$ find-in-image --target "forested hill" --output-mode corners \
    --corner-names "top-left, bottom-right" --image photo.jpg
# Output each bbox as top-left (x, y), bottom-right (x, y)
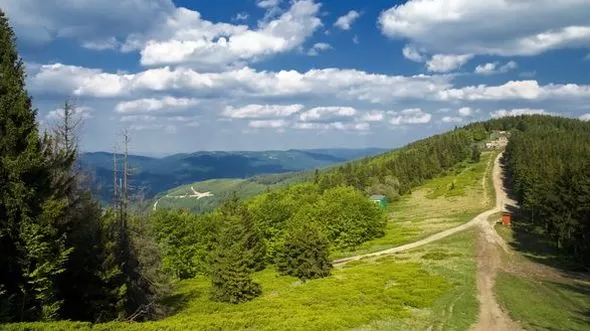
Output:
top-left (80, 147), bottom-right (386, 202)
top-left (483, 115), bottom-right (590, 265)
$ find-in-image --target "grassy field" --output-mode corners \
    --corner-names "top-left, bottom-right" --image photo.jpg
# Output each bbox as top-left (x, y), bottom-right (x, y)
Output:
top-left (333, 151), bottom-right (496, 259)
top-left (494, 220), bottom-right (590, 330)
top-left (3, 229), bottom-right (479, 331)
top-left (3, 152), bottom-right (492, 331)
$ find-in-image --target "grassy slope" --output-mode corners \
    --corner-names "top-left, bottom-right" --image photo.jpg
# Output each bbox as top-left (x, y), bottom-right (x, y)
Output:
top-left (3, 152), bottom-right (495, 331)
top-left (334, 151), bottom-right (496, 259)
top-left (494, 223), bottom-right (590, 331)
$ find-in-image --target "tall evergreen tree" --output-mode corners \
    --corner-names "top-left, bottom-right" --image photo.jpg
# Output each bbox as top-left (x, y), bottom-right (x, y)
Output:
top-left (0, 10), bottom-right (69, 321)
top-left (209, 197), bottom-right (264, 304)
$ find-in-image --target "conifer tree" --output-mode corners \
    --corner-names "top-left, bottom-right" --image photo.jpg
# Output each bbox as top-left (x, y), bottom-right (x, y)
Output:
top-left (277, 213), bottom-right (332, 281)
top-left (210, 197), bottom-right (263, 303)
top-left (0, 10), bottom-right (71, 321)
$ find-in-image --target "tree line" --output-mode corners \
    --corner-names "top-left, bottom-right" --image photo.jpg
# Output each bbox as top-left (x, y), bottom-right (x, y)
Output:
top-left (493, 115), bottom-right (590, 265)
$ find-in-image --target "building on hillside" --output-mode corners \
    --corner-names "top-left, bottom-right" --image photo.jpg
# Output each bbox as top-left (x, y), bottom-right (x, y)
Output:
top-left (502, 211), bottom-right (512, 226)
top-left (369, 195), bottom-right (388, 209)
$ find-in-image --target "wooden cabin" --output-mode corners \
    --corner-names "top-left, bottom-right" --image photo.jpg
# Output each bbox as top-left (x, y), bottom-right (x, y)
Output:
top-left (502, 211), bottom-right (511, 226)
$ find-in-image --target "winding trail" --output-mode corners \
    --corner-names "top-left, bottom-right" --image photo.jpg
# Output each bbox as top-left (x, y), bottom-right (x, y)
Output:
top-left (333, 153), bottom-right (506, 266)
top-left (333, 152), bottom-right (520, 330)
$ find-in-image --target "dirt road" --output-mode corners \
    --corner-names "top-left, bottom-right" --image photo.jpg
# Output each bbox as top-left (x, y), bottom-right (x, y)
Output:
top-left (333, 152), bottom-right (520, 330)
top-left (333, 153), bottom-right (506, 265)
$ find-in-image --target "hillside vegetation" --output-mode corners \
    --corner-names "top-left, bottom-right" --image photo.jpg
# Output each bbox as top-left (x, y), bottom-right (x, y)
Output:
top-left (81, 148), bottom-right (386, 203)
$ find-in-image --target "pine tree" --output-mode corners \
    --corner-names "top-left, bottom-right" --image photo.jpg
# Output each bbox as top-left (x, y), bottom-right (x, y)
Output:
top-left (0, 10), bottom-right (71, 321)
top-left (277, 216), bottom-right (332, 281)
top-left (210, 197), bottom-right (264, 303)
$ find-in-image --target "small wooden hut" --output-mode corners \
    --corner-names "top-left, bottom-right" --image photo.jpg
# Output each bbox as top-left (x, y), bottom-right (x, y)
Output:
top-left (501, 211), bottom-right (511, 226)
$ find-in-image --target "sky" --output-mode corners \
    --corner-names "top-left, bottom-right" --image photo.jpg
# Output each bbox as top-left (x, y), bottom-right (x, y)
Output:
top-left (2, 0), bottom-right (590, 156)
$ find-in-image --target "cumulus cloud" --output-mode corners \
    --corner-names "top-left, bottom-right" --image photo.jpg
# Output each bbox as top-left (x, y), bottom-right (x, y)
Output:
top-left (120, 115), bottom-right (157, 122)
top-left (458, 107), bottom-right (472, 116)
top-left (307, 42), bottom-right (332, 56)
top-left (474, 61), bottom-right (518, 75)
top-left (293, 121), bottom-right (369, 131)
top-left (359, 111), bottom-right (385, 122)
top-left (249, 119), bottom-right (289, 129)
top-left (441, 116), bottom-right (463, 123)
top-left (122, 0), bottom-right (322, 69)
top-left (115, 96), bottom-right (200, 113)
top-left (437, 80), bottom-right (590, 101)
top-left (222, 104), bottom-right (304, 119)
top-left (0, 0), bottom-right (174, 45)
top-left (378, 0), bottom-right (590, 57)
top-left (299, 106), bottom-right (356, 122)
top-left (579, 113), bottom-right (590, 121)
top-left (129, 123), bottom-right (177, 133)
top-left (81, 37), bottom-right (120, 51)
top-left (28, 63), bottom-right (453, 103)
top-left (334, 10), bottom-right (360, 30)
top-left (390, 108), bottom-right (432, 125)
top-left (46, 106), bottom-right (94, 120)
top-left (402, 45), bottom-right (426, 62)
top-left (426, 54), bottom-right (474, 73)
top-left (490, 108), bottom-right (548, 118)
top-left (257, 0), bottom-right (281, 9)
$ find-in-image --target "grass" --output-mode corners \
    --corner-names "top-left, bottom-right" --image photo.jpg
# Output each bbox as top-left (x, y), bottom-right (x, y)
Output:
top-left (4, 230), bottom-right (479, 331)
top-left (3, 154), bottom-right (494, 330)
top-left (493, 216), bottom-right (590, 331)
top-left (495, 272), bottom-right (590, 331)
top-left (333, 151), bottom-right (497, 260)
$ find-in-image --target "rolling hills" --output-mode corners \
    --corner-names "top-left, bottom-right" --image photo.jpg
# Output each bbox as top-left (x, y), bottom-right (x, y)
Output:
top-left (80, 148), bottom-right (386, 203)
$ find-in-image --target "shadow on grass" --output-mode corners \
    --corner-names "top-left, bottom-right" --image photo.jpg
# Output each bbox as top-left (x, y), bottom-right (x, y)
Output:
top-left (157, 288), bottom-right (202, 318)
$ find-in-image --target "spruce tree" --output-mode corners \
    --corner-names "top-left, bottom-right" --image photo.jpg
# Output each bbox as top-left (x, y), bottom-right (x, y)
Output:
top-left (0, 9), bottom-right (68, 321)
top-left (210, 197), bottom-right (263, 304)
top-left (277, 213), bottom-right (332, 281)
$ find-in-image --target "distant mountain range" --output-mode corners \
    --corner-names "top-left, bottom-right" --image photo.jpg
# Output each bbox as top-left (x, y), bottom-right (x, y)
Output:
top-left (79, 148), bottom-right (387, 203)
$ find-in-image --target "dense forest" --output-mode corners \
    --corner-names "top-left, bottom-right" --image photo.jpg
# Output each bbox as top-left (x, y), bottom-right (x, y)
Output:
top-left (485, 116), bottom-right (590, 265)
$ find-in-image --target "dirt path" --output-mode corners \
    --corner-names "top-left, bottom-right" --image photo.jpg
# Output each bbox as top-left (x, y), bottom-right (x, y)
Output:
top-left (333, 152), bottom-right (521, 329)
top-left (333, 153), bottom-right (506, 266)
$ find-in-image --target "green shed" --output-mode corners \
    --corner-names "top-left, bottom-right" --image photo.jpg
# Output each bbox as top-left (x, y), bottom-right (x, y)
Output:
top-left (369, 195), bottom-right (388, 209)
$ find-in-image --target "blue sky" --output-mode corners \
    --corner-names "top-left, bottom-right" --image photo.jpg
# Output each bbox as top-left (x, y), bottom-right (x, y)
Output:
top-left (2, 0), bottom-right (590, 155)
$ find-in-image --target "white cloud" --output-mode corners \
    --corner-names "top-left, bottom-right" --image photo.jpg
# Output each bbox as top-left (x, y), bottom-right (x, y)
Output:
top-left (352, 35), bottom-right (359, 44)
top-left (579, 113), bottom-right (590, 121)
top-left (426, 54), bottom-right (473, 73)
top-left (29, 63), bottom-right (453, 104)
top-left (81, 37), bottom-right (120, 51)
top-left (441, 116), bottom-right (463, 123)
top-left (299, 106), bottom-right (356, 122)
top-left (222, 104), bottom-right (304, 119)
top-left (307, 42), bottom-right (332, 56)
top-left (490, 108), bottom-right (547, 118)
top-left (0, 0), bottom-right (174, 45)
top-left (359, 111), bottom-right (385, 122)
top-left (257, 0), bottom-right (280, 9)
top-left (129, 123), bottom-right (177, 133)
top-left (115, 96), bottom-right (200, 113)
top-left (124, 0), bottom-right (322, 69)
top-left (120, 115), bottom-right (157, 122)
top-left (402, 45), bottom-right (426, 62)
top-left (293, 121), bottom-right (369, 131)
top-left (249, 119), bottom-right (289, 129)
top-left (46, 106), bottom-right (94, 120)
top-left (334, 10), bottom-right (360, 30)
top-left (475, 61), bottom-right (518, 75)
top-left (437, 80), bottom-right (590, 101)
top-left (390, 108), bottom-right (432, 125)
top-left (458, 107), bottom-right (472, 116)
top-left (233, 12), bottom-right (249, 21)
top-left (378, 0), bottom-right (590, 57)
